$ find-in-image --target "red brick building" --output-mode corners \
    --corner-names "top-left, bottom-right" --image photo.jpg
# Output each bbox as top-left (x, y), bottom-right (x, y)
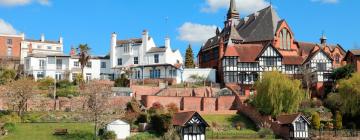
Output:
top-left (344, 50), bottom-right (360, 72)
top-left (0, 34), bottom-right (24, 68)
top-left (198, 0), bottom-right (346, 97)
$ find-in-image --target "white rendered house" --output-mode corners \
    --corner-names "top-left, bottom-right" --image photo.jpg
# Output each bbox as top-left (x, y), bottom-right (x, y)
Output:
top-left (110, 30), bottom-right (183, 82)
top-left (20, 34), bottom-right (63, 64)
top-left (24, 53), bottom-right (112, 82)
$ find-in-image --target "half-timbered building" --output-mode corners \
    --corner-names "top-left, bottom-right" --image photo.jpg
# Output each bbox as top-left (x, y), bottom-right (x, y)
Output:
top-left (172, 111), bottom-right (209, 140)
top-left (276, 113), bottom-right (311, 139)
top-left (198, 0), bottom-right (346, 97)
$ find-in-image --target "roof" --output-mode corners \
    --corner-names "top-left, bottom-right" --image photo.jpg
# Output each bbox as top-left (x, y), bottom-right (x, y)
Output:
top-left (172, 111), bottom-right (209, 127)
top-left (350, 49), bottom-right (360, 56)
top-left (108, 120), bottom-right (129, 125)
top-left (276, 113), bottom-right (310, 125)
top-left (147, 47), bottom-right (167, 53)
top-left (116, 38), bottom-right (142, 45)
top-left (27, 53), bottom-right (69, 58)
top-left (283, 56), bottom-right (303, 65)
top-left (224, 44), bottom-right (264, 62)
top-left (303, 48), bottom-right (333, 64)
top-left (237, 6), bottom-right (281, 42)
top-left (297, 42), bottom-right (316, 56)
top-left (25, 39), bottom-right (61, 44)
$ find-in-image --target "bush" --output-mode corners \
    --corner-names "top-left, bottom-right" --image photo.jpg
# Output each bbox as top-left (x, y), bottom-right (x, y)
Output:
top-left (0, 112), bottom-right (21, 123)
top-left (136, 113), bottom-right (148, 124)
top-left (149, 102), bottom-right (165, 115)
top-left (162, 127), bottom-right (180, 140)
top-left (55, 86), bottom-right (79, 98)
top-left (37, 77), bottom-right (54, 90)
top-left (56, 80), bottom-right (73, 88)
top-left (102, 131), bottom-right (117, 140)
top-left (311, 112), bottom-right (321, 130)
top-left (166, 103), bottom-right (179, 115)
top-left (3, 122), bottom-right (15, 132)
top-left (150, 114), bottom-right (172, 135)
top-left (114, 74), bottom-right (130, 87)
top-left (22, 113), bottom-right (42, 123)
top-left (257, 128), bottom-right (274, 138)
top-left (334, 111), bottom-right (343, 130)
top-left (126, 132), bottom-right (157, 140)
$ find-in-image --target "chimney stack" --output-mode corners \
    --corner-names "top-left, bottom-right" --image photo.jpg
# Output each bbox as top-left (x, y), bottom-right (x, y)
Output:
top-left (41, 34), bottom-right (45, 42)
top-left (59, 36), bottom-right (63, 44)
top-left (165, 36), bottom-right (170, 48)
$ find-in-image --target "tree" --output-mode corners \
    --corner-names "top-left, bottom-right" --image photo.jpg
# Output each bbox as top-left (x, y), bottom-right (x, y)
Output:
top-left (311, 112), bottom-right (321, 130)
top-left (185, 44), bottom-right (195, 68)
top-left (300, 66), bottom-right (312, 100)
top-left (338, 73), bottom-right (360, 117)
top-left (82, 80), bottom-right (112, 140)
top-left (332, 64), bottom-right (355, 81)
top-left (150, 113), bottom-right (172, 135)
top-left (334, 111), bottom-right (343, 130)
top-left (166, 103), bottom-right (179, 115)
top-left (0, 69), bottom-right (16, 85)
top-left (78, 44), bottom-right (91, 88)
top-left (114, 74), bottom-right (130, 87)
top-left (254, 71), bottom-right (305, 117)
top-left (5, 78), bottom-right (37, 117)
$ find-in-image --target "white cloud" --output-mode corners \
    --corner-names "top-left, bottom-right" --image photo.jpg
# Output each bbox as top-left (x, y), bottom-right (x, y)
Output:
top-left (201, 0), bottom-right (269, 14)
top-left (177, 22), bottom-right (217, 44)
top-left (0, 0), bottom-right (50, 6)
top-left (0, 19), bottom-right (17, 35)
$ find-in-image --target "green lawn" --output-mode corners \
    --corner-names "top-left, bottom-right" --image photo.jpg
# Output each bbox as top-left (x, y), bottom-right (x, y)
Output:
top-left (202, 114), bottom-right (257, 130)
top-left (1, 123), bottom-right (94, 140)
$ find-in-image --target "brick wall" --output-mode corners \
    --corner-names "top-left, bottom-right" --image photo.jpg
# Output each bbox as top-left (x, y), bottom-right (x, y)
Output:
top-left (141, 95), bottom-right (238, 113)
top-left (0, 96), bottom-right (131, 112)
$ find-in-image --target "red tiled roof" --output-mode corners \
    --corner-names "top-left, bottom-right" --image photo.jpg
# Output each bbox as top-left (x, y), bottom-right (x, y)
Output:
top-left (237, 44), bottom-right (264, 62)
top-left (172, 111), bottom-right (197, 126)
top-left (224, 46), bottom-right (239, 56)
top-left (282, 56), bottom-right (304, 65)
top-left (276, 113), bottom-right (301, 124)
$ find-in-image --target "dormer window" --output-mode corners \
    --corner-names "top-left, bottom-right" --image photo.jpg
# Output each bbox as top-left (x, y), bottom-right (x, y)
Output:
top-left (279, 28), bottom-right (291, 50)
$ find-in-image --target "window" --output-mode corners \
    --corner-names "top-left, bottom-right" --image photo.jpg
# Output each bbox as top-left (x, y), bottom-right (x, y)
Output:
top-left (154, 54), bottom-right (159, 63)
top-left (134, 71), bottom-right (141, 79)
top-left (134, 57), bottom-right (138, 64)
top-left (150, 69), bottom-right (161, 78)
top-left (7, 47), bottom-right (12, 56)
top-left (123, 44), bottom-right (130, 53)
top-left (285, 65), bottom-right (293, 71)
top-left (37, 72), bottom-right (44, 79)
top-left (317, 63), bottom-right (327, 71)
top-left (86, 62), bottom-right (92, 68)
top-left (56, 47), bottom-right (61, 51)
top-left (7, 39), bottom-right (12, 45)
top-left (25, 59), bottom-right (30, 69)
top-left (39, 60), bottom-right (46, 69)
top-left (86, 73), bottom-right (92, 82)
top-left (74, 61), bottom-right (79, 67)
top-left (264, 58), bottom-right (277, 67)
top-left (56, 59), bottom-right (62, 70)
top-left (117, 58), bottom-right (122, 65)
top-left (335, 54), bottom-right (340, 64)
top-left (55, 73), bottom-right (62, 80)
top-left (295, 122), bottom-right (305, 131)
top-left (101, 62), bottom-right (106, 68)
top-left (47, 46), bottom-right (52, 50)
top-left (279, 29), bottom-right (291, 50)
top-left (72, 73), bottom-right (78, 81)
top-left (169, 70), bottom-right (177, 77)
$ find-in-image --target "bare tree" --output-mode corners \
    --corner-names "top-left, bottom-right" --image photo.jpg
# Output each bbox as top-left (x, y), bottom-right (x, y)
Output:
top-left (5, 78), bottom-right (37, 117)
top-left (82, 80), bottom-right (112, 140)
top-left (300, 65), bottom-right (312, 100)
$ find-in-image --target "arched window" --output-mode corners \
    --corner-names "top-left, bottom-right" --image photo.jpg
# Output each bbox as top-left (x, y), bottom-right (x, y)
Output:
top-left (279, 33), bottom-right (283, 49)
top-left (279, 28), bottom-right (291, 50)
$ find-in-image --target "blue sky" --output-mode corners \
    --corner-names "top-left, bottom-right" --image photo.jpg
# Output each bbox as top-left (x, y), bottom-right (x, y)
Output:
top-left (0, 0), bottom-right (359, 56)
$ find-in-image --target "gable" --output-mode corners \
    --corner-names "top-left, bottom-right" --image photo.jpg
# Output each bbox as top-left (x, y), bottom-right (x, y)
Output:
top-left (260, 44), bottom-right (281, 58)
top-left (311, 51), bottom-right (331, 62)
top-left (295, 115), bottom-right (311, 125)
top-left (185, 113), bottom-right (209, 127)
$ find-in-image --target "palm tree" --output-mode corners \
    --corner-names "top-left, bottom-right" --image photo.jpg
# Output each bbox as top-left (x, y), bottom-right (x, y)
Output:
top-left (77, 44), bottom-right (90, 88)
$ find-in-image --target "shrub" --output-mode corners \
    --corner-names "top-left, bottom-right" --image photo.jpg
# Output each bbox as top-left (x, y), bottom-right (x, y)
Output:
top-left (37, 77), bottom-right (54, 90)
top-left (126, 98), bottom-right (141, 113)
top-left (166, 103), bottom-right (179, 115)
top-left (102, 131), bottom-right (117, 140)
top-left (149, 102), bottom-right (165, 115)
top-left (136, 113), bottom-right (148, 124)
top-left (311, 112), bottom-right (321, 130)
top-left (334, 111), bottom-right (343, 130)
top-left (3, 123), bottom-right (15, 132)
top-left (150, 113), bottom-right (172, 135)
top-left (56, 80), bottom-right (73, 88)
top-left (22, 113), bottom-right (42, 123)
top-left (257, 128), bottom-right (274, 138)
top-left (0, 112), bottom-right (21, 123)
top-left (114, 74), bottom-right (130, 87)
top-left (55, 86), bottom-right (79, 98)
top-left (162, 127), bottom-right (180, 140)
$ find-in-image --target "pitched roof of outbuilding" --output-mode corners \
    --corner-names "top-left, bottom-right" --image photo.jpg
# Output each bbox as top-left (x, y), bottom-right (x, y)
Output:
top-left (172, 111), bottom-right (209, 127)
top-left (276, 113), bottom-right (310, 125)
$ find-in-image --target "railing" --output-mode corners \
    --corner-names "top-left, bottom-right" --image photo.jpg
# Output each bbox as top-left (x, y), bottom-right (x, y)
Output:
top-left (310, 129), bottom-right (360, 138)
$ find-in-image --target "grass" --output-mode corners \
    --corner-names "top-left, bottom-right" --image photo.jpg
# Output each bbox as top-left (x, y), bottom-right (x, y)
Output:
top-left (1, 123), bottom-right (94, 140)
top-left (202, 114), bottom-right (257, 130)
